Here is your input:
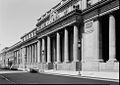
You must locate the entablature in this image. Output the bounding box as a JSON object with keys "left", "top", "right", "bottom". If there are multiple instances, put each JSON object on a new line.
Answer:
{"left": 37, "top": 9, "right": 82, "bottom": 38}
{"left": 82, "top": 0, "right": 119, "bottom": 21}
{"left": 37, "top": 0, "right": 70, "bottom": 23}
{"left": 21, "top": 28, "right": 37, "bottom": 42}
{"left": 36, "top": 0, "right": 81, "bottom": 29}
{"left": 21, "top": 35, "right": 37, "bottom": 47}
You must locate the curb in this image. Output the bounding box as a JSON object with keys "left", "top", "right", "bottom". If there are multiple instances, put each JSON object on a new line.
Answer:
{"left": 39, "top": 72, "right": 119, "bottom": 83}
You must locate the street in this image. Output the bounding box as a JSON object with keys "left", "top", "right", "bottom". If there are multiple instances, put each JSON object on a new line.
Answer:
{"left": 0, "top": 70, "right": 119, "bottom": 84}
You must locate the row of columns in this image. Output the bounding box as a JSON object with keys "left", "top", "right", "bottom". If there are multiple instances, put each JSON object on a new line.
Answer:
{"left": 13, "top": 14, "right": 117, "bottom": 67}
{"left": 37, "top": 25, "right": 79, "bottom": 64}
{"left": 14, "top": 49, "right": 24, "bottom": 65}
{"left": 96, "top": 14, "right": 117, "bottom": 62}
{"left": 36, "top": 14, "right": 117, "bottom": 64}
{"left": 25, "top": 43, "right": 37, "bottom": 64}
{"left": 14, "top": 51, "right": 19, "bottom": 64}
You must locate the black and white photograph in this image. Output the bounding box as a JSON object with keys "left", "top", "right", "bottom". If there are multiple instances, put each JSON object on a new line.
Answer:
{"left": 0, "top": 0, "right": 119, "bottom": 84}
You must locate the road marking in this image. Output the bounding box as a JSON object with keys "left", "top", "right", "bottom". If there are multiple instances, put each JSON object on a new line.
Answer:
{"left": 0, "top": 75, "right": 16, "bottom": 84}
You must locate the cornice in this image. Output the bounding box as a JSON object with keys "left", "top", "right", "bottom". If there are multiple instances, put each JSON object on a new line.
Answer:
{"left": 82, "top": 0, "right": 115, "bottom": 15}
{"left": 82, "top": 0, "right": 119, "bottom": 21}
{"left": 37, "top": 9, "right": 82, "bottom": 38}
{"left": 37, "top": 9, "right": 82, "bottom": 34}
{"left": 21, "top": 28, "right": 37, "bottom": 39}
{"left": 21, "top": 36, "right": 37, "bottom": 46}
{"left": 5, "top": 41, "right": 22, "bottom": 53}
{"left": 36, "top": 0, "right": 78, "bottom": 27}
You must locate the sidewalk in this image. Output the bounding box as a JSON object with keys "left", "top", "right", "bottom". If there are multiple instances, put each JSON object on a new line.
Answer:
{"left": 0, "top": 70, "right": 27, "bottom": 74}
{"left": 42, "top": 70, "right": 119, "bottom": 82}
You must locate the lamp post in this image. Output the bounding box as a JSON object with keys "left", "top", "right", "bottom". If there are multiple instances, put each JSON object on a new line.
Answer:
{"left": 78, "top": 40, "right": 81, "bottom": 76}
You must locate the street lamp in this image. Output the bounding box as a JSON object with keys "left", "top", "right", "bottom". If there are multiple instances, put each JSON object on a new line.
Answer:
{"left": 78, "top": 40, "right": 81, "bottom": 76}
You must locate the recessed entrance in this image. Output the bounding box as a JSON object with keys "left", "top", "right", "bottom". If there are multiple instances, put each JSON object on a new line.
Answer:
{"left": 115, "top": 11, "right": 120, "bottom": 62}
{"left": 99, "top": 15, "right": 109, "bottom": 62}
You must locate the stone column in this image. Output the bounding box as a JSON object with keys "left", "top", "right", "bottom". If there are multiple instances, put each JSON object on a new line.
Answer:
{"left": 57, "top": 32, "right": 61, "bottom": 63}
{"left": 42, "top": 38, "right": 46, "bottom": 63}
{"left": 16, "top": 51, "right": 18, "bottom": 64}
{"left": 32, "top": 45, "right": 34, "bottom": 63}
{"left": 37, "top": 40, "right": 41, "bottom": 63}
{"left": 17, "top": 51, "right": 19, "bottom": 65}
{"left": 25, "top": 47, "right": 27, "bottom": 64}
{"left": 109, "top": 14, "right": 116, "bottom": 62}
{"left": 28, "top": 46, "right": 31, "bottom": 64}
{"left": 20, "top": 48, "right": 22, "bottom": 64}
{"left": 27, "top": 47, "right": 29, "bottom": 64}
{"left": 47, "top": 36, "right": 51, "bottom": 63}
{"left": 96, "top": 19, "right": 103, "bottom": 62}
{"left": 18, "top": 49, "right": 20, "bottom": 64}
{"left": 13, "top": 52, "right": 15, "bottom": 64}
{"left": 73, "top": 25, "right": 79, "bottom": 62}
{"left": 15, "top": 51, "right": 17, "bottom": 64}
{"left": 31, "top": 45, "right": 32, "bottom": 63}
{"left": 29, "top": 46, "right": 32, "bottom": 63}
{"left": 34, "top": 44, "right": 37, "bottom": 63}
{"left": 16, "top": 51, "right": 17, "bottom": 64}
{"left": 24, "top": 47, "right": 27, "bottom": 65}
{"left": 64, "top": 29, "right": 69, "bottom": 63}
{"left": 22, "top": 48, "right": 25, "bottom": 69}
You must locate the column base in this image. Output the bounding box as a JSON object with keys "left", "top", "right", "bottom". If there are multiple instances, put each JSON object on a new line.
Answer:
{"left": 99, "top": 61, "right": 119, "bottom": 72}
{"left": 47, "top": 63, "right": 53, "bottom": 70}
{"left": 56, "top": 61, "right": 61, "bottom": 64}
{"left": 57, "top": 61, "right": 81, "bottom": 71}
{"left": 64, "top": 60, "right": 69, "bottom": 63}
{"left": 82, "top": 59, "right": 100, "bottom": 71}
{"left": 108, "top": 59, "right": 118, "bottom": 62}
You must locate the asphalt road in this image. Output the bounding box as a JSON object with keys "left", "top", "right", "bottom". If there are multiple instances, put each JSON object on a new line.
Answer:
{"left": 0, "top": 72, "right": 119, "bottom": 84}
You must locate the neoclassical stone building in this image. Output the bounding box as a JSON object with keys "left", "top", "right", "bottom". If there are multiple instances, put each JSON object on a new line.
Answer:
{"left": 0, "top": 0, "right": 119, "bottom": 75}
{"left": 35, "top": 0, "right": 119, "bottom": 72}
{"left": 81, "top": 0, "right": 119, "bottom": 72}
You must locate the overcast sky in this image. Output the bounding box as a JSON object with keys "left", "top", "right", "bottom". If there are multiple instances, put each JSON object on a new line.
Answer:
{"left": 0, "top": 0, "right": 60, "bottom": 51}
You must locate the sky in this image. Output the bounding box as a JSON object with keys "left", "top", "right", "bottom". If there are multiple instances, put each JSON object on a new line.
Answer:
{"left": 0, "top": 0, "right": 60, "bottom": 51}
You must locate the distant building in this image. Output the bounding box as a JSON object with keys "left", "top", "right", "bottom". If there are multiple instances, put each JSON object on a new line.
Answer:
{"left": 0, "top": 47, "right": 9, "bottom": 68}
{"left": 0, "top": 0, "right": 119, "bottom": 78}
